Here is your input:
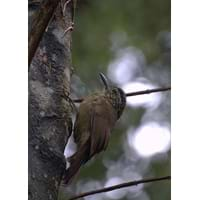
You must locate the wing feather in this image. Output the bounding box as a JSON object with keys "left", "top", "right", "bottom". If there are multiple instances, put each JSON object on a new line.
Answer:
{"left": 89, "top": 102, "right": 115, "bottom": 156}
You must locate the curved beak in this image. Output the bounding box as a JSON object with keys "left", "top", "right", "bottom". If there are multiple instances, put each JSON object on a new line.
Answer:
{"left": 99, "top": 73, "right": 109, "bottom": 89}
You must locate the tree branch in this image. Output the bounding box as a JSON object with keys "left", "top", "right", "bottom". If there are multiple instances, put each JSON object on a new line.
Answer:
{"left": 28, "top": 0, "right": 60, "bottom": 68}
{"left": 126, "top": 86, "right": 171, "bottom": 97}
{"left": 68, "top": 175, "right": 171, "bottom": 200}
{"left": 73, "top": 86, "right": 171, "bottom": 103}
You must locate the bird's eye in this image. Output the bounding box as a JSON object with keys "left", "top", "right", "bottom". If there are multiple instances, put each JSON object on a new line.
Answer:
{"left": 112, "top": 89, "right": 117, "bottom": 94}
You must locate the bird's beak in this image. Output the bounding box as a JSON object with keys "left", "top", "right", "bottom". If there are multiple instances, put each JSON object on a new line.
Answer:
{"left": 99, "top": 73, "right": 109, "bottom": 89}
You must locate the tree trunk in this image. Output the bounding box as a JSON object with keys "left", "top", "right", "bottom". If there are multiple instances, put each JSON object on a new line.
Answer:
{"left": 28, "top": 1, "right": 73, "bottom": 200}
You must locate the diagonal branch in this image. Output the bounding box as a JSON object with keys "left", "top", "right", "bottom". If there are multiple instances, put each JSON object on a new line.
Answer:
{"left": 73, "top": 86, "right": 171, "bottom": 103}
{"left": 28, "top": 0, "right": 60, "bottom": 69}
{"left": 126, "top": 86, "right": 171, "bottom": 97}
{"left": 68, "top": 175, "right": 171, "bottom": 200}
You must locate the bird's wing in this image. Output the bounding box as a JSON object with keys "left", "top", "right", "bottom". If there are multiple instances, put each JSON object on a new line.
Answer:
{"left": 89, "top": 102, "right": 114, "bottom": 157}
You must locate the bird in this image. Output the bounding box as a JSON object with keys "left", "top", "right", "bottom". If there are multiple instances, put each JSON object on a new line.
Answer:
{"left": 63, "top": 73, "right": 126, "bottom": 184}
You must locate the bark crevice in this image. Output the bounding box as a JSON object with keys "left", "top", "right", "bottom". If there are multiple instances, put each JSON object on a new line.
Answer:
{"left": 29, "top": 2, "right": 73, "bottom": 200}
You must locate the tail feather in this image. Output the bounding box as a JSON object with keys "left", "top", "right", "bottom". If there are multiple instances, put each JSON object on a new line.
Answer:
{"left": 63, "top": 143, "right": 90, "bottom": 185}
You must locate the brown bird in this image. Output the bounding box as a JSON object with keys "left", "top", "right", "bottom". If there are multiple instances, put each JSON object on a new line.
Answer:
{"left": 63, "top": 73, "right": 126, "bottom": 184}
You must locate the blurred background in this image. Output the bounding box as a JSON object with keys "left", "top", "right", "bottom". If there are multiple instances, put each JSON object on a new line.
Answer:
{"left": 60, "top": 0, "right": 171, "bottom": 199}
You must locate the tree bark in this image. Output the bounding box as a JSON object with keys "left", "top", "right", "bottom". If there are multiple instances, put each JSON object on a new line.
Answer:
{"left": 28, "top": 1, "right": 73, "bottom": 200}
{"left": 28, "top": 0, "right": 61, "bottom": 67}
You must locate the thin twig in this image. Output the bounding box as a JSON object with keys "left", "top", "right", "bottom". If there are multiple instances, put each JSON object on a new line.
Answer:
{"left": 126, "top": 87, "right": 171, "bottom": 97}
{"left": 62, "top": 22, "right": 74, "bottom": 37}
{"left": 68, "top": 175, "right": 171, "bottom": 200}
{"left": 73, "top": 86, "right": 171, "bottom": 103}
{"left": 28, "top": 0, "right": 60, "bottom": 69}
{"left": 62, "top": 0, "right": 72, "bottom": 15}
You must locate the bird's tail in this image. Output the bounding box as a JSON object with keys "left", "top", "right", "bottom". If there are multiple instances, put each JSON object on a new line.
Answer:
{"left": 62, "top": 143, "right": 90, "bottom": 185}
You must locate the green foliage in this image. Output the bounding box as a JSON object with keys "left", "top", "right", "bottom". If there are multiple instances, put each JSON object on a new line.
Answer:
{"left": 72, "top": 0, "right": 170, "bottom": 84}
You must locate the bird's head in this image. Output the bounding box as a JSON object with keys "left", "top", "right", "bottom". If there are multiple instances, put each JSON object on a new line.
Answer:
{"left": 99, "top": 73, "right": 126, "bottom": 119}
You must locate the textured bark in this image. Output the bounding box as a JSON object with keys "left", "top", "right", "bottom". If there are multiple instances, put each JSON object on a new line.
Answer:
{"left": 28, "top": 1, "right": 73, "bottom": 200}
{"left": 28, "top": 0, "right": 60, "bottom": 67}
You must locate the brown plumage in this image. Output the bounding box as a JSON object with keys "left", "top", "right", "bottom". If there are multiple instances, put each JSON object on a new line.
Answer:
{"left": 63, "top": 74, "right": 126, "bottom": 185}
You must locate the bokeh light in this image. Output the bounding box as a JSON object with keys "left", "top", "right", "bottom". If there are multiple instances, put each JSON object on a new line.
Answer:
{"left": 122, "top": 80, "right": 162, "bottom": 109}
{"left": 128, "top": 122, "right": 170, "bottom": 157}
{"left": 64, "top": 136, "right": 77, "bottom": 158}
{"left": 107, "top": 47, "right": 145, "bottom": 84}
{"left": 104, "top": 177, "right": 127, "bottom": 199}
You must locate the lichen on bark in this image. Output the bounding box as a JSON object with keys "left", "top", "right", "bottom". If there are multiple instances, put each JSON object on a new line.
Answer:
{"left": 29, "top": 1, "right": 73, "bottom": 200}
